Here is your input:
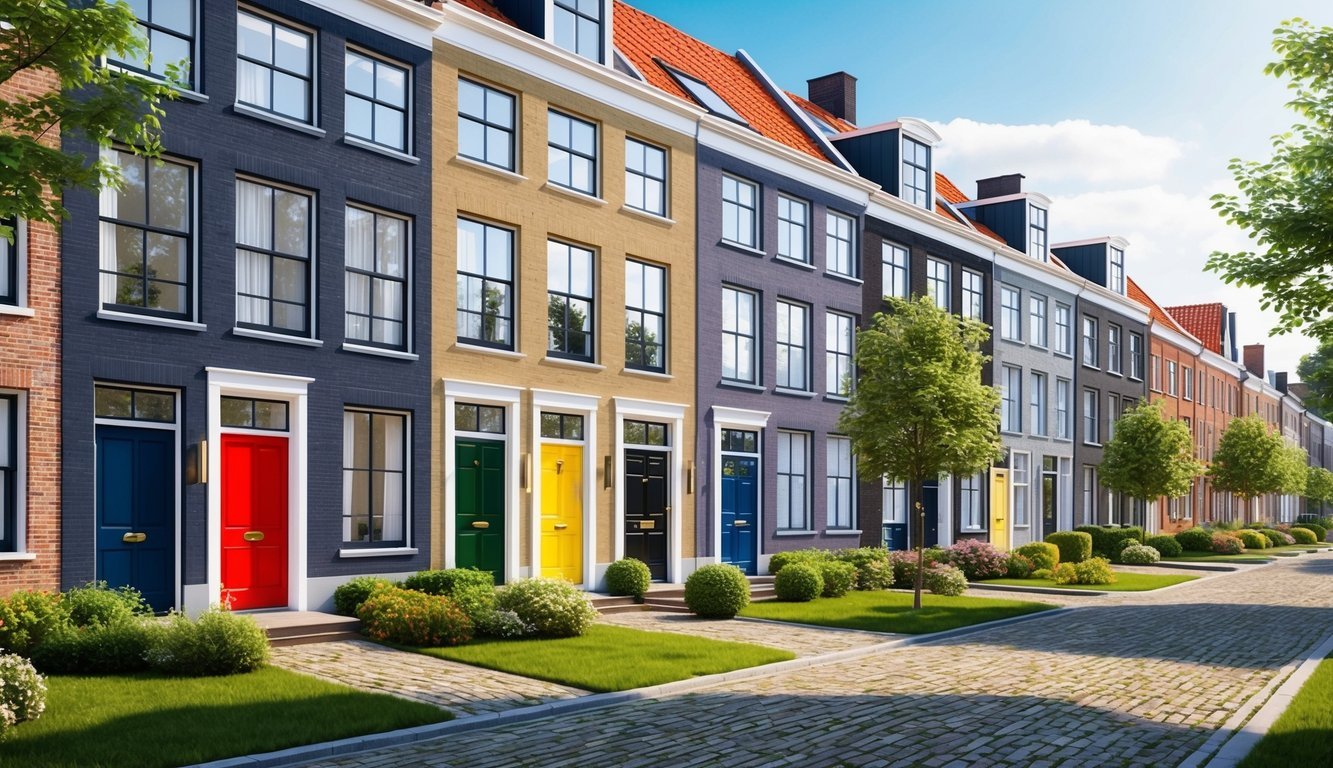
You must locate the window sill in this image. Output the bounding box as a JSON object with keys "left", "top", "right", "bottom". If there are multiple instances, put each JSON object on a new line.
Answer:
{"left": 232, "top": 327, "right": 323, "bottom": 347}
{"left": 774, "top": 256, "right": 816, "bottom": 271}
{"left": 342, "top": 343, "right": 419, "bottom": 361}
{"left": 773, "top": 387, "right": 816, "bottom": 398}
{"left": 233, "top": 103, "right": 326, "bottom": 138}
{"left": 622, "top": 367, "right": 672, "bottom": 380}
{"left": 1054, "top": 352, "right": 1074, "bottom": 359}
{"left": 104, "top": 63, "right": 208, "bottom": 103}
{"left": 774, "top": 530, "right": 816, "bottom": 537}
{"left": 619, "top": 205, "right": 675, "bottom": 226}
{"left": 1107, "top": 371, "right": 1123, "bottom": 378}
{"left": 0, "top": 552, "right": 37, "bottom": 562}
{"left": 1000, "top": 430, "right": 1024, "bottom": 437}
{"left": 98, "top": 309, "right": 206, "bottom": 332}
{"left": 343, "top": 135, "right": 419, "bottom": 164}
{"left": 1000, "top": 337, "right": 1024, "bottom": 345}
{"left": 823, "top": 271, "right": 863, "bottom": 286}
{"left": 542, "top": 356, "right": 606, "bottom": 372}
{"left": 542, "top": 182, "right": 606, "bottom": 206}
{"left": 452, "top": 155, "right": 526, "bottom": 182}
{"left": 1082, "top": 363, "right": 1101, "bottom": 372}
{"left": 1083, "top": 441, "right": 1103, "bottom": 448}
{"left": 959, "top": 528, "right": 988, "bottom": 534}
{"left": 338, "top": 547, "right": 419, "bottom": 559}
{"left": 0, "top": 305, "right": 36, "bottom": 318}
{"left": 1128, "top": 376, "right": 1144, "bottom": 383}
{"left": 823, "top": 394, "right": 849, "bottom": 403}
{"left": 822, "top": 529, "right": 862, "bottom": 536}
{"left": 718, "top": 380, "right": 765, "bottom": 392}
{"left": 718, "top": 239, "right": 766, "bottom": 258}
{"left": 453, "top": 342, "right": 525, "bottom": 359}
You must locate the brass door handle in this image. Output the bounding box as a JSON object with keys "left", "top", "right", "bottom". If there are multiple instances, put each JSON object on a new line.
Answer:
{"left": 554, "top": 523, "right": 568, "bottom": 530}
{"left": 471, "top": 521, "right": 490, "bottom": 529}
{"left": 474, "top": 459, "right": 480, "bottom": 467}
{"left": 243, "top": 531, "right": 265, "bottom": 542}
{"left": 642, "top": 477, "right": 649, "bottom": 483}
{"left": 665, "top": 506, "right": 671, "bottom": 513}
{"left": 122, "top": 532, "right": 147, "bottom": 543}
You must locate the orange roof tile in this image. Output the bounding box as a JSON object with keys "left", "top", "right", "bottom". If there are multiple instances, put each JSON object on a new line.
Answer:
{"left": 934, "top": 172, "right": 1005, "bottom": 243}
{"left": 452, "top": 0, "right": 517, "bottom": 26}
{"left": 1128, "top": 277, "right": 1192, "bottom": 337}
{"left": 1165, "top": 303, "right": 1226, "bottom": 355}
{"left": 612, "top": 1, "right": 830, "bottom": 162}
{"left": 785, "top": 91, "right": 857, "bottom": 133}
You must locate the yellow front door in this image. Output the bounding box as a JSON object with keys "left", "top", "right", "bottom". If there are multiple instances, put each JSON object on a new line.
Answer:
{"left": 989, "top": 468, "right": 1010, "bottom": 551}
{"left": 540, "top": 444, "right": 583, "bottom": 583}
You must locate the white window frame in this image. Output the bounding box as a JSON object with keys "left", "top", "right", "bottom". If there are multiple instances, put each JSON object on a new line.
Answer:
{"left": 1011, "top": 451, "right": 1030, "bottom": 528}
{"left": 926, "top": 257, "right": 950, "bottom": 312}
{"left": 960, "top": 472, "right": 984, "bottom": 531}
{"left": 1107, "top": 324, "right": 1122, "bottom": 375}
{"left": 1054, "top": 302, "right": 1072, "bottom": 356}
{"left": 1, "top": 218, "right": 28, "bottom": 312}
{"left": 775, "top": 299, "right": 810, "bottom": 392}
{"left": 1109, "top": 246, "right": 1126, "bottom": 294}
{"left": 961, "top": 269, "right": 984, "bottom": 321}
{"left": 1081, "top": 465, "right": 1098, "bottom": 526}
{"left": 882, "top": 242, "right": 909, "bottom": 301}
{"left": 1083, "top": 388, "right": 1100, "bottom": 445}
{"left": 900, "top": 135, "right": 932, "bottom": 210}
{"left": 1001, "top": 364, "right": 1022, "bottom": 434}
{"left": 1029, "top": 294, "right": 1047, "bottom": 348}
{"left": 1183, "top": 366, "right": 1194, "bottom": 401}
{"left": 1167, "top": 360, "right": 1178, "bottom": 396}
{"left": 1055, "top": 377, "right": 1072, "bottom": 440}
{"left": 1029, "top": 205, "right": 1048, "bottom": 261}
{"left": 825, "top": 311, "right": 855, "bottom": 398}
{"left": 1030, "top": 371, "right": 1047, "bottom": 437}
{"left": 776, "top": 430, "right": 811, "bottom": 531}
{"left": 0, "top": 391, "right": 27, "bottom": 557}
{"left": 1129, "top": 332, "right": 1144, "bottom": 381}
{"left": 341, "top": 407, "right": 411, "bottom": 549}
{"left": 722, "top": 174, "right": 760, "bottom": 249}
{"left": 826, "top": 210, "right": 857, "bottom": 278}
{"left": 776, "top": 194, "right": 810, "bottom": 264}
{"left": 1107, "top": 394, "right": 1121, "bottom": 442}
{"left": 1000, "top": 285, "right": 1021, "bottom": 341}
{"left": 1081, "top": 316, "right": 1098, "bottom": 368}
{"left": 825, "top": 436, "right": 855, "bottom": 531}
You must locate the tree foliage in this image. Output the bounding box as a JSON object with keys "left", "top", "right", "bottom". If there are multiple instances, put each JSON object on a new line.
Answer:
{"left": 1296, "top": 339, "right": 1333, "bottom": 420}
{"left": 1210, "top": 415, "right": 1297, "bottom": 501}
{"left": 1306, "top": 465, "right": 1333, "bottom": 503}
{"left": 1279, "top": 444, "right": 1311, "bottom": 496}
{"left": 0, "top": 0, "right": 178, "bottom": 241}
{"left": 1099, "top": 400, "right": 1204, "bottom": 501}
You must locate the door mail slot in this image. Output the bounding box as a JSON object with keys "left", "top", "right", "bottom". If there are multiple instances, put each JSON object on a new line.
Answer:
{"left": 638, "top": 520, "right": 656, "bottom": 530}
{"left": 733, "top": 520, "right": 749, "bottom": 527}
{"left": 243, "top": 531, "right": 265, "bottom": 542}
{"left": 471, "top": 521, "right": 490, "bottom": 529}
{"left": 122, "top": 532, "right": 147, "bottom": 543}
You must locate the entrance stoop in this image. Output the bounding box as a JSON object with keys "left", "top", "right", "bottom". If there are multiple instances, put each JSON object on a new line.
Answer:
{"left": 249, "top": 611, "right": 361, "bottom": 647}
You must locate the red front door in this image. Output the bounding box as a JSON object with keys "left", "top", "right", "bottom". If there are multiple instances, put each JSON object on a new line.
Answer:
{"left": 221, "top": 434, "right": 289, "bottom": 610}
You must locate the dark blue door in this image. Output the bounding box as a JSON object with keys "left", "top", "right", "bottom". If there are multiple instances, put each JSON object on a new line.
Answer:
{"left": 720, "top": 455, "right": 758, "bottom": 575}
{"left": 96, "top": 426, "right": 175, "bottom": 612}
{"left": 921, "top": 482, "right": 940, "bottom": 549}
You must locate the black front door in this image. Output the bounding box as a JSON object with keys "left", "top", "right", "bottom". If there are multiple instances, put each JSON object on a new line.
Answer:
{"left": 921, "top": 481, "right": 940, "bottom": 549}
{"left": 624, "top": 449, "right": 668, "bottom": 580}
{"left": 1042, "top": 456, "right": 1059, "bottom": 538}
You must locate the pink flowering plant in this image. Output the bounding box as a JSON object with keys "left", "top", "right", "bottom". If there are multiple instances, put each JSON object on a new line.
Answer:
{"left": 944, "top": 539, "right": 1010, "bottom": 581}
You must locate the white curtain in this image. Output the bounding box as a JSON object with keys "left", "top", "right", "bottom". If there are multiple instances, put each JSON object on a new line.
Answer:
{"left": 380, "top": 415, "right": 404, "bottom": 542}
{"left": 235, "top": 181, "right": 272, "bottom": 324}
{"left": 341, "top": 412, "right": 355, "bottom": 542}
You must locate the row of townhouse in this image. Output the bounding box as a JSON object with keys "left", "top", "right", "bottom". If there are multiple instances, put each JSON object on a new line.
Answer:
{"left": 2, "top": 0, "right": 1330, "bottom": 613}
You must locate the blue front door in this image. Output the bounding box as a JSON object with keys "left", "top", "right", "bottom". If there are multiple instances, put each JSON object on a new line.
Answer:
{"left": 96, "top": 425, "right": 175, "bottom": 612}
{"left": 720, "top": 455, "right": 758, "bottom": 575}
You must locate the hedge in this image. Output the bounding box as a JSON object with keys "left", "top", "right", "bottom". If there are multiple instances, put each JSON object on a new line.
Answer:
{"left": 1045, "top": 531, "right": 1093, "bottom": 564}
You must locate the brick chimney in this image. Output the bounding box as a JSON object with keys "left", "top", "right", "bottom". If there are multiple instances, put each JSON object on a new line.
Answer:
{"left": 806, "top": 72, "right": 856, "bottom": 124}
{"left": 1243, "top": 344, "right": 1265, "bottom": 378}
{"left": 977, "top": 174, "right": 1025, "bottom": 200}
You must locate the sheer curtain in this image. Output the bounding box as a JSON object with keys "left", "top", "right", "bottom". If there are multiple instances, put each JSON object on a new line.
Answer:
{"left": 380, "top": 415, "right": 404, "bottom": 542}
{"left": 342, "top": 412, "right": 355, "bottom": 542}
{"left": 235, "top": 180, "right": 272, "bottom": 325}
{"left": 344, "top": 207, "right": 372, "bottom": 340}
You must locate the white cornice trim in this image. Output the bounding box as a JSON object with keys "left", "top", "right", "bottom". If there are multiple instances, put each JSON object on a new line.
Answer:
{"left": 1151, "top": 323, "right": 1204, "bottom": 355}
{"left": 829, "top": 117, "right": 942, "bottom": 146}
{"left": 1052, "top": 236, "right": 1125, "bottom": 250}
{"left": 311, "top": 0, "right": 441, "bottom": 47}
{"left": 954, "top": 191, "right": 1052, "bottom": 210}
{"left": 698, "top": 120, "right": 877, "bottom": 203}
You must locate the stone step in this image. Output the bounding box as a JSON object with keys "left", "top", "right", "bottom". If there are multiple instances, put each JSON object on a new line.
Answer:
{"left": 598, "top": 603, "right": 652, "bottom": 615}
{"left": 269, "top": 630, "right": 363, "bottom": 648}
{"left": 249, "top": 610, "right": 361, "bottom": 647}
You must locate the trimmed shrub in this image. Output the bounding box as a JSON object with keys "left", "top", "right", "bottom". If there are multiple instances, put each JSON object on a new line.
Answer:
{"left": 1260, "top": 528, "right": 1295, "bottom": 547}
{"left": 1146, "top": 535, "right": 1183, "bottom": 558}
{"left": 476, "top": 609, "right": 530, "bottom": 639}
{"left": 333, "top": 576, "right": 395, "bottom": 617}
{"left": 605, "top": 558, "right": 653, "bottom": 601}
{"left": 683, "top": 564, "right": 751, "bottom": 618}
{"left": 1235, "top": 529, "right": 1270, "bottom": 550}
{"left": 1015, "top": 542, "right": 1060, "bottom": 571}
{"left": 31, "top": 617, "right": 159, "bottom": 674}
{"left": 357, "top": 588, "right": 474, "bottom": 647}
{"left": 768, "top": 548, "right": 832, "bottom": 575}
{"left": 1175, "top": 527, "right": 1215, "bottom": 553}
{"left": 1211, "top": 532, "right": 1245, "bottom": 555}
{"left": 1076, "top": 525, "right": 1144, "bottom": 560}
{"left": 63, "top": 582, "right": 149, "bottom": 628}
{"left": 1052, "top": 557, "right": 1115, "bottom": 585}
{"left": 1119, "top": 544, "right": 1160, "bottom": 564}
{"left": 1030, "top": 568, "right": 1053, "bottom": 580}
{"left": 1291, "top": 523, "right": 1327, "bottom": 542}
{"left": 922, "top": 563, "right": 967, "bottom": 596}
{"left": 0, "top": 591, "right": 66, "bottom": 657}
{"left": 1006, "top": 553, "right": 1035, "bottom": 579}
{"left": 818, "top": 561, "right": 857, "bottom": 598}
{"left": 944, "top": 539, "right": 1009, "bottom": 581}
{"left": 1287, "top": 527, "right": 1318, "bottom": 545}
{"left": 774, "top": 563, "right": 823, "bottom": 602}
{"left": 403, "top": 569, "right": 497, "bottom": 628}
{"left": 887, "top": 548, "right": 949, "bottom": 588}
{"left": 0, "top": 653, "right": 46, "bottom": 734}
{"left": 1045, "top": 531, "right": 1093, "bottom": 564}
{"left": 853, "top": 559, "right": 894, "bottom": 591}
{"left": 148, "top": 609, "right": 271, "bottom": 676}
{"left": 494, "top": 578, "right": 597, "bottom": 638}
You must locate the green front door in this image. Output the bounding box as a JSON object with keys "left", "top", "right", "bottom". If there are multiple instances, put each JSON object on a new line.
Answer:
{"left": 456, "top": 439, "right": 506, "bottom": 584}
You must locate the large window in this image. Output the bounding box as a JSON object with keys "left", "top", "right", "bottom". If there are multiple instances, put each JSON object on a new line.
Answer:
{"left": 625, "top": 260, "right": 666, "bottom": 371}
{"left": 1167, "top": 360, "right": 1178, "bottom": 396}
{"left": 237, "top": 9, "right": 314, "bottom": 124}
{"left": 113, "top": 0, "right": 196, "bottom": 88}
{"left": 1029, "top": 206, "right": 1048, "bottom": 261}
{"left": 1107, "top": 324, "right": 1122, "bottom": 375}
{"left": 1012, "top": 452, "right": 1030, "bottom": 527}
{"left": 961, "top": 270, "right": 984, "bottom": 321}
{"left": 1055, "top": 302, "right": 1072, "bottom": 355}
{"left": 235, "top": 177, "right": 313, "bottom": 336}
{"left": 1129, "top": 332, "right": 1145, "bottom": 380}
{"left": 456, "top": 218, "right": 514, "bottom": 349}
{"left": 721, "top": 286, "right": 757, "bottom": 384}
{"left": 1081, "top": 316, "right": 1098, "bottom": 367}
{"left": 826, "top": 436, "right": 855, "bottom": 530}
{"left": 342, "top": 409, "right": 407, "bottom": 546}
{"left": 458, "top": 79, "right": 516, "bottom": 171}
{"left": 777, "top": 431, "right": 810, "bottom": 531}
{"left": 826, "top": 312, "right": 854, "bottom": 397}
{"left": 1030, "top": 371, "right": 1047, "bottom": 437}
{"left": 1083, "top": 388, "right": 1100, "bottom": 444}
{"left": 100, "top": 150, "right": 194, "bottom": 319}
{"left": 0, "top": 394, "right": 16, "bottom": 552}
{"left": 1055, "top": 378, "right": 1072, "bottom": 439}
{"left": 776, "top": 195, "right": 809, "bottom": 263}
{"left": 1109, "top": 246, "right": 1126, "bottom": 294}
{"left": 547, "top": 110, "right": 598, "bottom": 195}
{"left": 883, "top": 478, "right": 907, "bottom": 525}
{"left": 882, "top": 242, "right": 909, "bottom": 300}
{"left": 901, "top": 136, "right": 931, "bottom": 209}
{"left": 344, "top": 206, "right": 408, "bottom": 350}
{"left": 926, "top": 258, "right": 950, "bottom": 311}
{"left": 345, "top": 49, "right": 409, "bottom": 152}
{"left": 722, "top": 175, "right": 759, "bottom": 248}
{"left": 1183, "top": 367, "right": 1194, "bottom": 401}
{"left": 1082, "top": 465, "right": 1098, "bottom": 526}
{"left": 1001, "top": 365, "right": 1022, "bottom": 433}
{"left": 827, "top": 211, "right": 856, "bottom": 277}
{"left": 1151, "top": 355, "right": 1162, "bottom": 391}
{"left": 960, "top": 473, "right": 984, "bottom": 531}
{"left": 1029, "top": 295, "right": 1047, "bottom": 347}
{"left": 1000, "top": 286, "right": 1021, "bottom": 341}
{"left": 625, "top": 138, "right": 667, "bottom": 217}
{"left": 775, "top": 300, "right": 810, "bottom": 391}
{"left": 547, "top": 240, "right": 595, "bottom": 360}
{"left": 0, "top": 218, "right": 16, "bottom": 306}
{"left": 553, "top": 0, "right": 603, "bottom": 62}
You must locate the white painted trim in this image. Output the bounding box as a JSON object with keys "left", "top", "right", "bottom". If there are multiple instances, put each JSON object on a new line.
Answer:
{"left": 735, "top": 49, "right": 854, "bottom": 173}
{"left": 2, "top": 390, "right": 27, "bottom": 558}
{"left": 306, "top": 0, "right": 441, "bottom": 47}
{"left": 7, "top": 218, "right": 27, "bottom": 308}
{"left": 340, "top": 343, "right": 419, "bottom": 361}
{"left": 96, "top": 310, "right": 207, "bottom": 332}
{"left": 710, "top": 406, "right": 770, "bottom": 568}
{"left": 0, "top": 552, "right": 35, "bottom": 562}
{"left": 530, "top": 389, "right": 600, "bottom": 587}
{"left": 338, "top": 546, "right": 419, "bottom": 558}
{"left": 613, "top": 397, "right": 687, "bottom": 584}
{"left": 541, "top": 356, "right": 606, "bottom": 372}
{"left": 1050, "top": 235, "right": 1131, "bottom": 250}
{"left": 0, "top": 306, "right": 34, "bottom": 318}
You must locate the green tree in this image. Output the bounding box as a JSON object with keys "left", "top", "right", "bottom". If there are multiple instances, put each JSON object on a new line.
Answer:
{"left": 1207, "top": 20, "right": 1333, "bottom": 341}
{"left": 1296, "top": 340, "right": 1333, "bottom": 420}
{"left": 1099, "top": 400, "right": 1204, "bottom": 506}
{"left": 1210, "top": 415, "right": 1296, "bottom": 521}
{"left": 0, "top": 0, "right": 178, "bottom": 242}
{"left": 1306, "top": 465, "right": 1333, "bottom": 503}
{"left": 837, "top": 296, "right": 1003, "bottom": 609}
{"left": 1279, "top": 444, "right": 1311, "bottom": 495}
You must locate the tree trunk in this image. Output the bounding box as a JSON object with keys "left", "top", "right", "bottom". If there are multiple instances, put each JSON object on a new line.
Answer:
{"left": 912, "top": 475, "right": 925, "bottom": 610}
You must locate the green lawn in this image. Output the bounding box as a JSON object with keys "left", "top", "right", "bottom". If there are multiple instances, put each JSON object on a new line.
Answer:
{"left": 5, "top": 667, "right": 449, "bottom": 768}
{"left": 1164, "top": 545, "right": 1327, "bottom": 563}
{"left": 411, "top": 624, "right": 793, "bottom": 693}
{"left": 982, "top": 571, "right": 1198, "bottom": 592}
{"left": 1239, "top": 654, "right": 1333, "bottom": 768}
{"left": 738, "top": 590, "right": 1055, "bottom": 634}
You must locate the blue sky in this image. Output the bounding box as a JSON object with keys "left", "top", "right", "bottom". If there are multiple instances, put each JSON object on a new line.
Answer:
{"left": 632, "top": 0, "right": 1330, "bottom": 372}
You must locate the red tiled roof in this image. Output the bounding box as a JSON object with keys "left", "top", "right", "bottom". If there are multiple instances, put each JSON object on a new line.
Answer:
{"left": 1128, "top": 277, "right": 1191, "bottom": 337}
{"left": 785, "top": 91, "right": 857, "bottom": 133}
{"left": 613, "top": 1, "right": 830, "bottom": 162}
{"left": 1165, "top": 303, "right": 1225, "bottom": 355}
{"left": 934, "top": 173, "right": 1005, "bottom": 243}
{"left": 452, "top": 0, "right": 517, "bottom": 26}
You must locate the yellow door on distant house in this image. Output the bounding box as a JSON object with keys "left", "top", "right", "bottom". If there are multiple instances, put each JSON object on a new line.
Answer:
{"left": 540, "top": 444, "right": 583, "bottom": 582}
{"left": 990, "top": 468, "right": 1010, "bottom": 551}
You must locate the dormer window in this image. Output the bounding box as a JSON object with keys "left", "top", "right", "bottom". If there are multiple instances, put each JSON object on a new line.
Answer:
{"left": 553, "top": 0, "right": 603, "bottom": 63}
{"left": 661, "top": 64, "right": 747, "bottom": 125}
{"left": 901, "top": 136, "right": 931, "bottom": 209}
{"left": 1029, "top": 205, "right": 1048, "bottom": 261}
{"left": 1109, "top": 246, "right": 1126, "bottom": 294}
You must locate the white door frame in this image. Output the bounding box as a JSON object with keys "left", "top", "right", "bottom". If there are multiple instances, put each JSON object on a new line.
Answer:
{"left": 531, "top": 388, "right": 600, "bottom": 587}
{"left": 613, "top": 397, "right": 687, "bottom": 584}
{"left": 709, "top": 406, "right": 770, "bottom": 566}
{"left": 443, "top": 379, "right": 522, "bottom": 581}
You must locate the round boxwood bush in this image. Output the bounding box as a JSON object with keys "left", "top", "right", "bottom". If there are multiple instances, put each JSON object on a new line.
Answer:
{"left": 1145, "top": 535, "right": 1183, "bottom": 558}
{"left": 1287, "top": 526, "right": 1318, "bottom": 545}
{"left": 1045, "top": 531, "right": 1093, "bottom": 564}
{"left": 774, "top": 563, "right": 823, "bottom": 602}
{"left": 1175, "top": 527, "right": 1215, "bottom": 553}
{"left": 494, "top": 578, "right": 597, "bottom": 638}
{"left": 683, "top": 564, "right": 751, "bottom": 618}
{"left": 0, "top": 653, "right": 46, "bottom": 733}
{"left": 147, "top": 609, "right": 271, "bottom": 676}
{"left": 1015, "top": 542, "right": 1059, "bottom": 571}
{"left": 333, "top": 576, "right": 395, "bottom": 617}
{"left": 1292, "top": 523, "right": 1327, "bottom": 542}
{"left": 768, "top": 548, "right": 831, "bottom": 575}
{"left": 1235, "top": 529, "right": 1270, "bottom": 550}
{"left": 605, "top": 558, "right": 652, "bottom": 601}
{"left": 1052, "top": 557, "right": 1116, "bottom": 585}
{"left": 1211, "top": 532, "right": 1245, "bottom": 555}
{"left": 818, "top": 561, "right": 856, "bottom": 598}
{"left": 1006, "top": 553, "right": 1035, "bottom": 579}
{"left": 1119, "top": 544, "right": 1160, "bottom": 564}
{"left": 1259, "top": 528, "right": 1294, "bottom": 547}
{"left": 62, "top": 582, "right": 149, "bottom": 628}
{"left": 922, "top": 563, "right": 967, "bottom": 596}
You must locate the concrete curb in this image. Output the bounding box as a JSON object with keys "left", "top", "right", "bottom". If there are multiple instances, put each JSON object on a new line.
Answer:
{"left": 1151, "top": 561, "right": 1247, "bottom": 572}
{"left": 968, "top": 583, "right": 1109, "bottom": 597}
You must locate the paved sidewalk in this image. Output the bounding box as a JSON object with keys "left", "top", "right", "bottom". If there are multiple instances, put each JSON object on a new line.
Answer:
{"left": 295, "top": 552, "right": 1333, "bottom": 768}
{"left": 599, "top": 611, "right": 893, "bottom": 656}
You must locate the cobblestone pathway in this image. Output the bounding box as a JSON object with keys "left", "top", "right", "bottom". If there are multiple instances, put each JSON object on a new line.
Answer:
{"left": 599, "top": 611, "right": 893, "bottom": 656}
{"left": 298, "top": 553, "right": 1333, "bottom": 768}
{"left": 270, "top": 639, "right": 583, "bottom": 716}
